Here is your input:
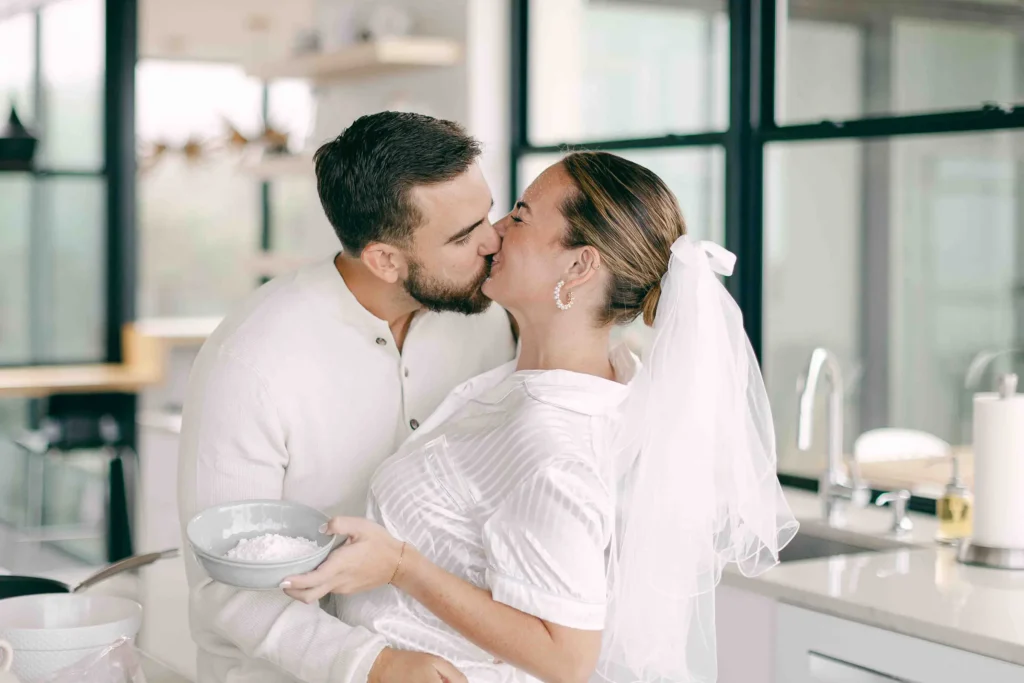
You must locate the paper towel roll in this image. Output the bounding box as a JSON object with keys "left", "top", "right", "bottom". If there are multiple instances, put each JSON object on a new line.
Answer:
{"left": 972, "top": 391, "right": 1024, "bottom": 548}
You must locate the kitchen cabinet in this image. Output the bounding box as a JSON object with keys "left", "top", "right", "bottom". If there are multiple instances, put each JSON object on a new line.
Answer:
{"left": 136, "top": 410, "right": 182, "bottom": 553}
{"left": 717, "top": 583, "right": 777, "bottom": 683}
{"left": 776, "top": 604, "right": 1024, "bottom": 683}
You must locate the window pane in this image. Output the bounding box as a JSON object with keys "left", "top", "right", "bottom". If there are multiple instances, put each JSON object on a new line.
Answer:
{"left": 0, "top": 12, "right": 35, "bottom": 126}
{"left": 765, "top": 131, "right": 1024, "bottom": 479}
{"left": 518, "top": 148, "right": 723, "bottom": 242}
{"left": 778, "top": 3, "right": 1024, "bottom": 124}
{"left": 270, "top": 178, "right": 338, "bottom": 260}
{"left": 517, "top": 147, "right": 724, "bottom": 357}
{"left": 39, "top": 0, "right": 105, "bottom": 170}
{"left": 0, "top": 175, "right": 32, "bottom": 364}
{"left": 616, "top": 148, "right": 724, "bottom": 244}
{"left": 268, "top": 79, "right": 316, "bottom": 155}
{"left": 764, "top": 140, "right": 864, "bottom": 478}
{"left": 39, "top": 176, "right": 106, "bottom": 362}
{"left": 264, "top": 79, "right": 334, "bottom": 269}
{"left": 528, "top": 0, "right": 727, "bottom": 145}
{"left": 136, "top": 60, "right": 262, "bottom": 317}
{"left": 0, "top": 399, "right": 31, "bottom": 526}
{"left": 138, "top": 157, "right": 260, "bottom": 316}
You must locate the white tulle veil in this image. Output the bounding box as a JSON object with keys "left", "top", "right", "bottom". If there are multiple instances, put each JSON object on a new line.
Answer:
{"left": 598, "top": 236, "right": 798, "bottom": 683}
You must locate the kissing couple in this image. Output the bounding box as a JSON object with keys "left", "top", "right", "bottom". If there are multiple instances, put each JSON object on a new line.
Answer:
{"left": 178, "top": 111, "right": 796, "bottom": 683}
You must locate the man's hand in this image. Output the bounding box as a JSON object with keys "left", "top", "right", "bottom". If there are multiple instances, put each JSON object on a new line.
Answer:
{"left": 281, "top": 517, "right": 404, "bottom": 603}
{"left": 368, "top": 647, "right": 468, "bottom": 683}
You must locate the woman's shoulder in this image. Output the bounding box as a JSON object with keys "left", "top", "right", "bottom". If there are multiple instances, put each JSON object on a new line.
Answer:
{"left": 494, "top": 389, "right": 613, "bottom": 474}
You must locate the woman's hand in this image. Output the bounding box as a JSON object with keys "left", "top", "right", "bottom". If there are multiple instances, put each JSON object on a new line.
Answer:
{"left": 281, "top": 516, "right": 405, "bottom": 604}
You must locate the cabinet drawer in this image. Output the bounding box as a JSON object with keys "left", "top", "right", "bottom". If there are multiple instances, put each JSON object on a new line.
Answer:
{"left": 808, "top": 651, "right": 911, "bottom": 682}
{"left": 776, "top": 604, "right": 1024, "bottom": 683}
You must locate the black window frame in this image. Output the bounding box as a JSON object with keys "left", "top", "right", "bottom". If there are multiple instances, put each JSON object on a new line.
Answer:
{"left": 0, "top": 0, "right": 136, "bottom": 368}
{"left": 509, "top": 0, "right": 1024, "bottom": 506}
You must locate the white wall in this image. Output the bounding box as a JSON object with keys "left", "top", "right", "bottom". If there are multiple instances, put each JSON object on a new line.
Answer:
{"left": 309, "top": 0, "right": 510, "bottom": 215}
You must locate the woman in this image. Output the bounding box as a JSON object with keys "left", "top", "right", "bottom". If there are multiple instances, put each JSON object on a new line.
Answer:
{"left": 283, "top": 152, "right": 797, "bottom": 683}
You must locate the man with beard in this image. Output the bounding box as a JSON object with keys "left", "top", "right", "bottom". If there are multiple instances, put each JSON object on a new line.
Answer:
{"left": 178, "top": 112, "right": 516, "bottom": 683}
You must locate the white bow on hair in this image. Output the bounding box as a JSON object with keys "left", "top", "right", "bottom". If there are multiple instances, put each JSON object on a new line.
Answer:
{"left": 671, "top": 235, "right": 736, "bottom": 277}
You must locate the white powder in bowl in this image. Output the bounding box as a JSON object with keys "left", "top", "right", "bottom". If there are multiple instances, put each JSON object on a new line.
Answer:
{"left": 224, "top": 533, "right": 321, "bottom": 562}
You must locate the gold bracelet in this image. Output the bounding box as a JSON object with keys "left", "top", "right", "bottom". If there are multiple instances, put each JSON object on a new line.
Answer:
{"left": 388, "top": 542, "right": 407, "bottom": 585}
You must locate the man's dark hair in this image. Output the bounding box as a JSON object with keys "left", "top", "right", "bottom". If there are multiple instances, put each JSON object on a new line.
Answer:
{"left": 314, "top": 111, "right": 482, "bottom": 254}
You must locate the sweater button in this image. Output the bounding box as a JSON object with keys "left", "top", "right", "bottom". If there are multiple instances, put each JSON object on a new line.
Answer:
{"left": 376, "top": 337, "right": 387, "bottom": 346}
{"left": 409, "top": 419, "right": 420, "bottom": 430}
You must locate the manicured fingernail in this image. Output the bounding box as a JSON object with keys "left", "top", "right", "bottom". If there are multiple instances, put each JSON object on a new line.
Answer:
{"left": 279, "top": 581, "right": 292, "bottom": 589}
{"left": 318, "top": 523, "right": 328, "bottom": 534}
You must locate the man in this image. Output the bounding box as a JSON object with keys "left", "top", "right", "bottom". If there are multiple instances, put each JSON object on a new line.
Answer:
{"left": 178, "top": 112, "right": 516, "bottom": 683}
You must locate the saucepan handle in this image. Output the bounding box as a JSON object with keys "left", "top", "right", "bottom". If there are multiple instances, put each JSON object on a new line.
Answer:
{"left": 72, "top": 548, "right": 180, "bottom": 593}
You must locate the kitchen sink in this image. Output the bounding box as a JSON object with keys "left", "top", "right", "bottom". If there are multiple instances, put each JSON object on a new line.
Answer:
{"left": 778, "top": 521, "right": 910, "bottom": 563}
{"left": 779, "top": 533, "right": 878, "bottom": 563}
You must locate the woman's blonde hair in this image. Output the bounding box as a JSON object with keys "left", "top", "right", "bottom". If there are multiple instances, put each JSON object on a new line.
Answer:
{"left": 559, "top": 151, "right": 687, "bottom": 326}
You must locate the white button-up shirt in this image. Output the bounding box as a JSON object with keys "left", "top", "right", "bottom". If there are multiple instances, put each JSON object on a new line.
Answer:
{"left": 335, "top": 346, "right": 638, "bottom": 683}
{"left": 178, "top": 257, "right": 516, "bottom": 683}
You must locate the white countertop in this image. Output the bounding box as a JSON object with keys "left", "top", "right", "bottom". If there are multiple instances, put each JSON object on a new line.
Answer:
{"left": 140, "top": 652, "right": 192, "bottom": 683}
{"left": 723, "top": 488, "right": 1024, "bottom": 666}
{"left": 29, "top": 487, "right": 1024, "bottom": 679}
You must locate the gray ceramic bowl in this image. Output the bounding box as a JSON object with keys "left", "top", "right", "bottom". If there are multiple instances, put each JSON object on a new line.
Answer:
{"left": 186, "top": 499, "right": 338, "bottom": 590}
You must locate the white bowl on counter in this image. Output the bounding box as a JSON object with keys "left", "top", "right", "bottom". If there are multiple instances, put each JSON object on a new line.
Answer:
{"left": 0, "top": 594, "right": 142, "bottom": 683}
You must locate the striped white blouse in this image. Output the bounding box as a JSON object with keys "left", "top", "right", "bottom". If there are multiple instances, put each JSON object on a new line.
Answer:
{"left": 334, "top": 345, "right": 638, "bottom": 683}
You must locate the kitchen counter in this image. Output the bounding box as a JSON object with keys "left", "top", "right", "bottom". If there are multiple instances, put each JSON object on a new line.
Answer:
{"left": 0, "top": 317, "right": 219, "bottom": 398}
{"left": 140, "top": 651, "right": 192, "bottom": 683}
{"left": 723, "top": 487, "right": 1024, "bottom": 666}
{"left": 43, "top": 487, "right": 1024, "bottom": 680}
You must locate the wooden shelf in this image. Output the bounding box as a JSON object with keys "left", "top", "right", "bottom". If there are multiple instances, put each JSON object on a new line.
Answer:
{"left": 245, "top": 37, "right": 462, "bottom": 82}
{"left": 245, "top": 154, "right": 313, "bottom": 179}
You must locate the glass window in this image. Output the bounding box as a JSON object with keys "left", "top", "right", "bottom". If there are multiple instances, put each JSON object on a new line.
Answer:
{"left": 518, "top": 147, "right": 724, "bottom": 357}
{"left": 39, "top": 0, "right": 105, "bottom": 170}
{"left": 135, "top": 61, "right": 262, "bottom": 149}
{"left": 0, "top": 12, "right": 35, "bottom": 125}
{"left": 269, "top": 178, "right": 337, "bottom": 261}
{"left": 137, "top": 154, "right": 260, "bottom": 317}
{"left": 764, "top": 131, "right": 1024, "bottom": 477}
{"left": 40, "top": 176, "right": 106, "bottom": 362}
{"left": 518, "top": 148, "right": 724, "bottom": 242}
{"left": 0, "top": 176, "right": 107, "bottom": 364}
{"left": 778, "top": 3, "right": 1024, "bottom": 124}
{"left": 0, "top": 399, "right": 30, "bottom": 526}
{"left": 0, "top": 175, "right": 32, "bottom": 364}
{"left": 264, "top": 80, "right": 334, "bottom": 270}
{"left": 616, "top": 147, "right": 724, "bottom": 244}
{"left": 764, "top": 140, "right": 864, "bottom": 477}
{"left": 136, "top": 62, "right": 319, "bottom": 316}
{"left": 888, "top": 131, "right": 1022, "bottom": 442}
{"left": 267, "top": 79, "right": 316, "bottom": 155}
{"left": 528, "top": 0, "right": 728, "bottom": 145}
{"left": 136, "top": 60, "right": 262, "bottom": 318}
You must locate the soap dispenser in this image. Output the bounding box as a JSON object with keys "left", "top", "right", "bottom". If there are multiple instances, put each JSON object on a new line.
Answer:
{"left": 936, "top": 452, "right": 972, "bottom": 545}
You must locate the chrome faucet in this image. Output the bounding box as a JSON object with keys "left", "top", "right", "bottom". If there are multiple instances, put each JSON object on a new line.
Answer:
{"left": 797, "top": 348, "right": 869, "bottom": 526}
